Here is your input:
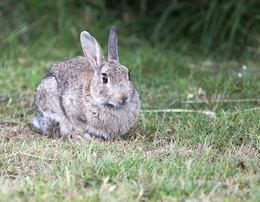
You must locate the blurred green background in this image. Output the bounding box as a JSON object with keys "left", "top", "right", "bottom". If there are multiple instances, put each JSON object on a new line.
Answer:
{"left": 1, "top": 0, "right": 260, "bottom": 58}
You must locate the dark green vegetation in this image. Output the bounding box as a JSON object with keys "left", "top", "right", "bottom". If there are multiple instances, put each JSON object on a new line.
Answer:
{"left": 0, "top": 0, "right": 260, "bottom": 201}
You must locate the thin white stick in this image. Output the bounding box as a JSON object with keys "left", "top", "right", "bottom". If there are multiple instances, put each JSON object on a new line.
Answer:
{"left": 182, "top": 99, "right": 260, "bottom": 104}
{"left": 4, "top": 151, "right": 21, "bottom": 159}
{"left": 142, "top": 109, "right": 216, "bottom": 118}
{"left": 239, "top": 107, "right": 260, "bottom": 112}
{"left": 246, "top": 107, "right": 260, "bottom": 111}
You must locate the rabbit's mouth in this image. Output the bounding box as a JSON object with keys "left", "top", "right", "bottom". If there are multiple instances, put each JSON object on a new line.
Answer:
{"left": 104, "top": 100, "right": 129, "bottom": 108}
{"left": 104, "top": 103, "right": 114, "bottom": 107}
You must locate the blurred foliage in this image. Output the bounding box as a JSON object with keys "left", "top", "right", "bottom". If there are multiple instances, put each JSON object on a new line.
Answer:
{"left": 1, "top": 0, "right": 260, "bottom": 57}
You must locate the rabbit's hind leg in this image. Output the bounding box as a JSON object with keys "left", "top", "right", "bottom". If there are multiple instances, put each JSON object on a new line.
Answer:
{"left": 33, "top": 110, "right": 60, "bottom": 136}
{"left": 33, "top": 76, "right": 67, "bottom": 136}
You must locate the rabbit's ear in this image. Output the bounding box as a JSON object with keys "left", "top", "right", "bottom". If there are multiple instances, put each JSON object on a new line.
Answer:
{"left": 108, "top": 27, "right": 119, "bottom": 62}
{"left": 80, "top": 31, "right": 105, "bottom": 71}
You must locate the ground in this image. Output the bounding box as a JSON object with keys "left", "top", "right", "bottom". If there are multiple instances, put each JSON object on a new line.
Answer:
{"left": 0, "top": 37, "right": 260, "bottom": 201}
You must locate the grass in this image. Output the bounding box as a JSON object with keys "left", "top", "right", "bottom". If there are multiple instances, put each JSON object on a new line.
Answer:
{"left": 1, "top": 44, "right": 260, "bottom": 201}
{"left": 1, "top": 1, "right": 260, "bottom": 201}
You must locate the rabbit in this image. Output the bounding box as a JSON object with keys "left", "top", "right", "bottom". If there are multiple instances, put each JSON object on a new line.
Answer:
{"left": 32, "top": 27, "right": 141, "bottom": 140}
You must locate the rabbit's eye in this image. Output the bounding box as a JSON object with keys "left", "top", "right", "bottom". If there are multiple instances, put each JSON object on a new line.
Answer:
{"left": 128, "top": 72, "right": 131, "bottom": 81}
{"left": 101, "top": 73, "right": 108, "bottom": 83}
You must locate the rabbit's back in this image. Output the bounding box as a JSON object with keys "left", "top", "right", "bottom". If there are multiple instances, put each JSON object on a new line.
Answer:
{"left": 49, "top": 56, "right": 94, "bottom": 89}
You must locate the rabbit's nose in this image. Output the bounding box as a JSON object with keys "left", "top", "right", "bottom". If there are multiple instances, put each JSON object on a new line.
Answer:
{"left": 119, "top": 95, "right": 128, "bottom": 105}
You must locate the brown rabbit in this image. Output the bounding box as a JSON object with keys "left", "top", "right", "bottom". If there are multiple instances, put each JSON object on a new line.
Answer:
{"left": 33, "top": 27, "right": 141, "bottom": 140}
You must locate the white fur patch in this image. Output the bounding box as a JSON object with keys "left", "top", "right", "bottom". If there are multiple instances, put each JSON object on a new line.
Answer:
{"left": 83, "top": 133, "right": 92, "bottom": 141}
{"left": 32, "top": 117, "right": 40, "bottom": 129}
{"left": 90, "top": 86, "right": 107, "bottom": 105}
{"left": 59, "top": 123, "right": 70, "bottom": 134}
